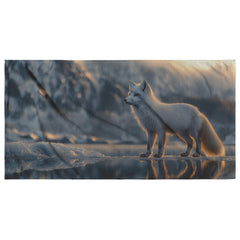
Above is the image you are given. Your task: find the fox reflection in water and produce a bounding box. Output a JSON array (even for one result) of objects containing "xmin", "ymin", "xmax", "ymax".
[{"xmin": 144, "ymin": 159, "xmax": 228, "ymax": 179}]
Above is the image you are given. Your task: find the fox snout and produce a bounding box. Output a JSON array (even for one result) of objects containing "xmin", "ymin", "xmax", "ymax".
[{"xmin": 124, "ymin": 97, "xmax": 131, "ymax": 104}]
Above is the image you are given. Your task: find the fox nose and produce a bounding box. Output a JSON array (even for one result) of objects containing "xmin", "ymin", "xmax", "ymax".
[{"xmin": 124, "ymin": 98, "xmax": 127, "ymax": 103}]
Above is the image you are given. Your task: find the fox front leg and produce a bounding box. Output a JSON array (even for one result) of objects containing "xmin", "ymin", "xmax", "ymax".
[
  {"xmin": 139, "ymin": 131, "xmax": 157, "ymax": 158},
  {"xmin": 153, "ymin": 131, "xmax": 166, "ymax": 158}
]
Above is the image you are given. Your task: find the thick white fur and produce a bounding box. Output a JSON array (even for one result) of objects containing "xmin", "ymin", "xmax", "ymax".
[
  {"xmin": 125, "ymin": 80, "xmax": 225, "ymax": 157},
  {"xmin": 199, "ymin": 114, "xmax": 225, "ymax": 156}
]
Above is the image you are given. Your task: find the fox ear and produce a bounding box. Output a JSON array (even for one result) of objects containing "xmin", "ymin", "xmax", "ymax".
[
  {"xmin": 140, "ymin": 80, "xmax": 148, "ymax": 91},
  {"xmin": 129, "ymin": 80, "xmax": 136, "ymax": 89},
  {"xmin": 140, "ymin": 80, "xmax": 152, "ymax": 95}
]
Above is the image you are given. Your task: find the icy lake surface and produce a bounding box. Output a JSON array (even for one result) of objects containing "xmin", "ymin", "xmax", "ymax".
[{"xmin": 5, "ymin": 142, "xmax": 235, "ymax": 179}]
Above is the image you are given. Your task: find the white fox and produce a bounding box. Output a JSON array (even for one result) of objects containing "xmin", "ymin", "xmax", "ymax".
[{"xmin": 124, "ymin": 80, "xmax": 225, "ymax": 158}]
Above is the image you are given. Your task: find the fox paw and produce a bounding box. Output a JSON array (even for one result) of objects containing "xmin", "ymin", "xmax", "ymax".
[
  {"xmin": 192, "ymin": 152, "xmax": 201, "ymax": 157},
  {"xmin": 153, "ymin": 153, "xmax": 163, "ymax": 158},
  {"xmin": 139, "ymin": 152, "xmax": 152, "ymax": 158},
  {"xmin": 180, "ymin": 152, "xmax": 190, "ymax": 157}
]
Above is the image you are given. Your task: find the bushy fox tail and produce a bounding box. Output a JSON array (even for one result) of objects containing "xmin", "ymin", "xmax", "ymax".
[{"xmin": 199, "ymin": 114, "xmax": 225, "ymax": 156}]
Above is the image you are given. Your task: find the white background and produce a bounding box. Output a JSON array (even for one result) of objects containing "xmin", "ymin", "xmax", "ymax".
[{"xmin": 0, "ymin": 0, "xmax": 239, "ymax": 239}]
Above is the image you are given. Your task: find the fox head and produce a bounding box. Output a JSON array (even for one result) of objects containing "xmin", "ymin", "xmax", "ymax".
[{"xmin": 124, "ymin": 80, "xmax": 152, "ymax": 107}]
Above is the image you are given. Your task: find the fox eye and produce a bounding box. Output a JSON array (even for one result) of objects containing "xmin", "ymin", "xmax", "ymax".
[{"xmin": 134, "ymin": 93, "xmax": 140, "ymax": 97}]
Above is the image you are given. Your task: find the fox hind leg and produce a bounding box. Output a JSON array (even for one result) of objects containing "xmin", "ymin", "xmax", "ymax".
[
  {"xmin": 139, "ymin": 131, "xmax": 157, "ymax": 158},
  {"xmin": 189, "ymin": 129, "xmax": 201, "ymax": 157},
  {"xmin": 179, "ymin": 132, "xmax": 193, "ymax": 157}
]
